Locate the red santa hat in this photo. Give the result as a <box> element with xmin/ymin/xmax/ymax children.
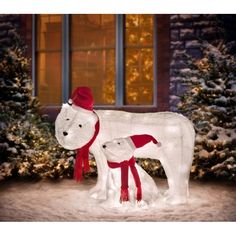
<box><xmin>69</xmin><ymin>87</ymin><xmax>94</xmax><ymax>111</ymax></box>
<box><xmin>68</xmin><ymin>87</ymin><xmax>100</xmax><ymax>182</ymax></box>
<box><xmin>127</xmin><ymin>134</ymin><xmax>160</xmax><ymax>149</ymax></box>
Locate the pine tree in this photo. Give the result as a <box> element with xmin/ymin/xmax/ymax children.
<box><xmin>178</xmin><ymin>41</ymin><xmax>236</xmax><ymax>181</ymax></box>
<box><xmin>0</xmin><ymin>17</ymin><xmax>78</xmax><ymax>181</ymax></box>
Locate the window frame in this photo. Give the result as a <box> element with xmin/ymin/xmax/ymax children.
<box><xmin>32</xmin><ymin>14</ymin><xmax>169</xmax><ymax>112</ymax></box>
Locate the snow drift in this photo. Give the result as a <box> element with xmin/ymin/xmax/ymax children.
<box><xmin>0</xmin><ymin>178</ymin><xmax>235</xmax><ymax>221</ymax></box>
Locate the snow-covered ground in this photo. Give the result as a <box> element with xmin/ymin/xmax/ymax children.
<box><xmin>0</xmin><ymin>178</ymin><xmax>235</xmax><ymax>221</ymax></box>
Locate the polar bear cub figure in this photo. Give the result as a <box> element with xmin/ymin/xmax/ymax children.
<box><xmin>102</xmin><ymin>136</ymin><xmax>159</xmax><ymax>205</ymax></box>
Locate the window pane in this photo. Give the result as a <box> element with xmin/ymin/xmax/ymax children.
<box><xmin>71</xmin><ymin>14</ymin><xmax>116</xmax><ymax>105</ymax></box>
<box><xmin>37</xmin><ymin>52</ymin><xmax>62</xmax><ymax>105</ymax></box>
<box><xmin>125</xmin><ymin>14</ymin><xmax>154</xmax><ymax>105</ymax></box>
<box><xmin>37</xmin><ymin>14</ymin><xmax>62</xmax><ymax>50</ymax></box>
<box><xmin>36</xmin><ymin>14</ymin><xmax>62</xmax><ymax>105</ymax></box>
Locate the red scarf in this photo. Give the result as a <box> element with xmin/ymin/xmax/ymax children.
<box><xmin>74</xmin><ymin>115</ymin><xmax>100</xmax><ymax>181</ymax></box>
<box><xmin>107</xmin><ymin>157</ymin><xmax>142</xmax><ymax>202</ymax></box>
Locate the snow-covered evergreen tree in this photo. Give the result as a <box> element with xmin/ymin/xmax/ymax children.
<box><xmin>178</xmin><ymin>41</ymin><xmax>236</xmax><ymax>180</ymax></box>
<box><xmin>0</xmin><ymin>18</ymin><xmax>78</xmax><ymax>180</ymax></box>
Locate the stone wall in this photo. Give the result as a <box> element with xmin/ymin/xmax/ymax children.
<box><xmin>169</xmin><ymin>14</ymin><xmax>220</xmax><ymax>112</ymax></box>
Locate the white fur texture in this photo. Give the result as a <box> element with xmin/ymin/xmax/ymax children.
<box><xmin>55</xmin><ymin>105</ymin><xmax>195</xmax><ymax>204</ymax></box>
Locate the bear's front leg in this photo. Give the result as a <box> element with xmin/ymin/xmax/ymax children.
<box><xmin>89</xmin><ymin>143</ymin><xmax>109</xmax><ymax>200</ymax></box>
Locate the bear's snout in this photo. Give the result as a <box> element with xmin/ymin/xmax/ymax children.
<box><xmin>63</xmin><ymin>131</ymin><xmax>68</xmax><ymax>136</ymax></box>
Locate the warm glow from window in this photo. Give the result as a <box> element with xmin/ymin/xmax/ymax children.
<box><xmin>36</xmin><ymin>14</ymin><xmax>62</xmax><ymax>106</ymax></box>
<box><xmin>70</xmin><ymin>15</ymin><xmax>116</xmax><ymax>105</ymax></box>
<box><xmin>125</xmin><ymin>15</ymin><xmax>154</xmax><ymax>105</ymax></box>
<box><xmin>35</xmin><ymin>14</ymin><xmax>155</xmax><ymax>106</ymax></box>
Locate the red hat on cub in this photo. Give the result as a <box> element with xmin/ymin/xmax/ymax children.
<box><xmin>70</xmin><ymin>87</ymin><xmax>94</xmax><ymax>111</ymax></box>
<box><xmin>129</xmin><ymin>134</ymin><xmax>159</xmax><ymax>148</ymax></box>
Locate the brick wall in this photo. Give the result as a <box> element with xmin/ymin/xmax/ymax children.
<box><xmin>169</xmin><ymin>14</ymin><xmax>220</xmax><ymax>112</ymax></box>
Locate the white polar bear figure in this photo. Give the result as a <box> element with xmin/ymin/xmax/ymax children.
<box><xmin>55</xmin><ymin>104</ymin><xmax>195</xmax><ymax>204</ymax></box>
<box><xmin>101</xmin><ymin>135</ymin><xmax>159</xmax><ymax>205</ymax></box>
<box><xmin>55</xmin><ymin>85</ymin><xmax>195</xmax><ymax>204</ymax></box>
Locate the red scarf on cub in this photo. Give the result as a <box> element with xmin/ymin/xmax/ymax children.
<box><xmin>107</xmin><ymin>134</ymin><xmax>160</xmax><ymax>202</ymax></box>
<box><xmin>70</xmin><ymin>87</ymin><xmax>100</xmax><ymax>182</ymax></box>
<box><xmin>107</xmin><ymin>157</ymin><xmax>142</xmax><ymax>202</ymax></box>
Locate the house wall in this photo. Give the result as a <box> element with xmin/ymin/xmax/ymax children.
<box><xmin>0</xmin><ymin>14</ymin><xmax>222</xmax><ymax>114</ymax></box>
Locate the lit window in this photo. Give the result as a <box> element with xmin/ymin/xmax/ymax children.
<box><xmin>71</xmin><ymin>15</ymin><xmax>116</xmax><ymax>105</ymax></box>
<box><xmin>34</xmin><ymin>14</ymin><xmax>156</xmax><ymax>107</ymax></box>
<box><xmin>125</xmin><ymin>15</ymin><xmax>154</xmax><ymax>105</ymax></box>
